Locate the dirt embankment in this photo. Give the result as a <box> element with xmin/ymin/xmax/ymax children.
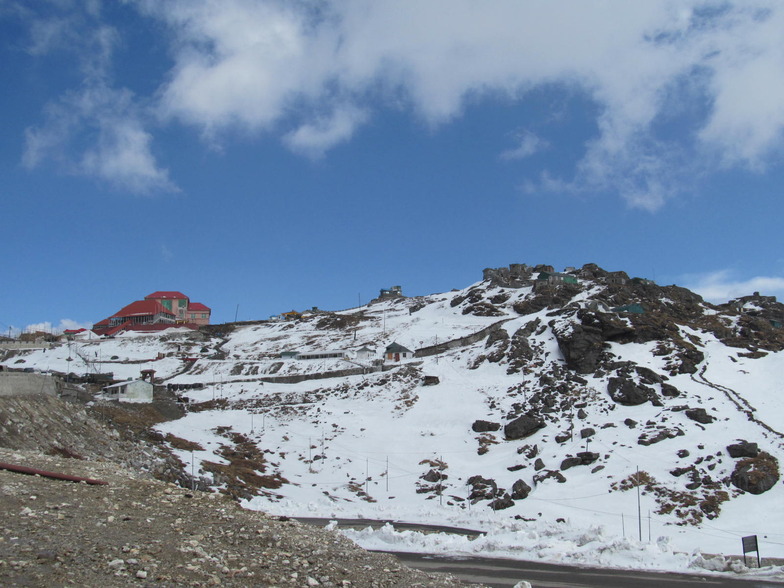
<box><xmin>0</xmin><ymin>396</ymin><xmax>472</xmax><ymax>587</ymax></box>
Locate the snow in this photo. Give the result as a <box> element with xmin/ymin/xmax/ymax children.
<box><xmin>7</xmin><ymin>277</ymin><xmax>784</xmax><ymax>581</ymax></box>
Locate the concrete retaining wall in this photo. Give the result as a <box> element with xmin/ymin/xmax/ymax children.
<box><xmin>414</xmin><ymin>319</ymin><xmax>512</xmax><ymax>358</ymax></box>
<box><xmin>0</xmin><ymin>372</ymin><xmax>58</xmax><ymax>396</ymax></box>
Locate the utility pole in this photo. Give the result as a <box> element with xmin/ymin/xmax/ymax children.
<box><xmin>234</xmin><ymin>304</ymin><xmax>239</xmax><ymax>323</ymax></box>
<box><xmin>637</xmin><ymin>467</ymin><xmax>642</xmax><ymax>541</ymax></box>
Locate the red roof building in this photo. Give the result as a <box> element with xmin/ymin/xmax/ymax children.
<box><xmin>94</xmin><ymin>291</ymin><xmax>211</xmax><ymax>336</ymax></box>
<box><xmin>144</xmin><ymin>292</ymin><xmax>211</xmax><ymax>325</ymax></box>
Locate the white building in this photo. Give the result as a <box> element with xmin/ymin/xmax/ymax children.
<box><xmin>103</xmin><ymin>379</ymin><xmax>153</xmax><ymax>403</ymax></box>
<box><xmin>356</xmin><ymin>346</ymin><xmax>375</xmax><ymax>361</ymax></box>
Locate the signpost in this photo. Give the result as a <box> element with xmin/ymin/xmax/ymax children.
<box><xmin>742</xmin><ymin>535</ymin><xmax>760</xmax><ymax>568</ymax></box>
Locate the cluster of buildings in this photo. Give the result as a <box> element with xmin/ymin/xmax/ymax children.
<box><xmin>93</xmin><ymin>291</ymin><xmax>211</xmax><ymax>337</ymax></box>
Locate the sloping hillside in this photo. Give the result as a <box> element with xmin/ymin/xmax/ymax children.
<box><xmin>8</xmin><ymin>263</ymin><xmax>784</xmax><ymax>570</ymax></box>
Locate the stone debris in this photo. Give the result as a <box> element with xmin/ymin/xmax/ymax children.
<box><xmin>0</xmin><ymin>448</ymin><xmax>474</xmax><ymax>587</ymax></box>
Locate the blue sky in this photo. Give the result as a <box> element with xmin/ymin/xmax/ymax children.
<box><xmin>2</xmin><ymin>0</ymin><xmax>784</xmax><ymax>334</ymax></box>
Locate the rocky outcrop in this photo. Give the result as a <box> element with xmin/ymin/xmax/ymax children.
<box><xmin>560</xmin><ymin>452</ymin><xmax>599</xmax><ymax>471</ymax></box>
<box><xmin>727</xmin><ymin>440</ymin><xmax>759</xmax><ymax>458</ymax></box>
<box><xmin>730</xmin><ymin>452</ymin><xmax>780</xmax><ymax>495</ymax></box>
<box><xmin>685</xmin><ymin>407</ymin><xmax>715</xmax><ymax>424</ymax></box>
<box><xmin>607</xmin><ymin>377</ymin><xmax>656</xmax><ymax>406</ymax></box>
<box><xmin>467</xmin><ymin>475</ymin><xmax>498</xmax><ymax>501</ymax></box>
<box><xmin>472</xmin><ymin>420</ymin><xmax>500</xmax><ymax>433</ymax></box>
<box><xmin>552</xmin><ymin>322</ymin><xmax>605</xmax><ymax>374</ymax></box>
<box><xmin>510</xmin><ymin>479</ymin><xmax>532</xmax><ymax>499</ymax></box>
<box><xmin>504</xmin><ymin>415</ymin><xmax>545</xmax><ymax>440</ymax></box>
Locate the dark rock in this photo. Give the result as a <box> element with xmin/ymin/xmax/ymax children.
<box><xmin>661</xmin><ymin>383</ymin><xmax>681</xmax><ymax>398</ymax></box>
<box><xmin>560</xmin><ymin>452</ymin><xmax>599</xmax><ymax>470</ymax></box>
<box><xmin>552</xmin><ymin>322</ymin><xmax>605</xmax><ymax>374</ymax></box>
<box><xmin>685</xmin><ymin>408</ymin><xmax>715</xmax><ymax>424</ymax></box>
<box><xmin>591</xmin><ymin>465</ymin><xmax>605</xmax><ymax>474</ymax></box>
<box><xmin>580</xmin><ymin>427</ymin><xmax>595</xmax><ymax>439</ymax></box>
<box><xmin>510</xmin><ymin>479</ymin><xmax>532</xmax><ymax>500</ymax></box>
<box><xmin>731</xmin><ymin>452</ymin><xmax>780</xmax><ymax>495</ymax></box>
<box><xmin>485</xmin><ymin>327</ymin><xmax>510</xmax><ymax>348</ymax></box>
<box><xmin>576</xmin><ymin>451</ymin><xmax>599</xmax><ymax>465</ymax></box>
<box><xmin>467</xmin><ymin>475</ymin><xmax>498</xmax><ymax>500</ymax></box>
<box><xmin>677</xmin><ymin>449</ymin><xmax>690</xmax><ymax>458</ymax></box>
<box><xmin>422</xmin><ymin>375</ymin><xmax>440</xmax><ymax>386</ymax></box>
<box><xmin>727</xmin><ymin>440</ymin><xmax>760</xmax><ymax>458</ymax></box>
<box><xmin>507</xmin><ymin>464</ymin><xmax>525</xmax><ymax>472</ymax></box>
<box><xmin>505</xmin><ymin>321</ymin><xmax>540</xmax><ymax>373</ymax></box>
<box><xmin>577</xmin><ymin>408</ymin><xmax>587</xmax><ymax>420</ymax></box>
<box><xmin>504</xmin><ymin>415</ymin><xmax>545</xmax><ymax>440</ymax></box>
<box><xmin>533</xmin><ymin>469</ymin><xmax>566</xmax><ymax>484</ymax></box>
<box><xmin>489</xmin><ymin>493</ymin><xmax>515</xmax><ymax>510</ymax></box>
<box><xmin>635</xmin><ymin>366</ymin><xmax>664</xmax><ymax>384</ymax></box>
<box><xmin>608</xmin><ymin>377</ymin><xmax>655</xmax><ymax>406</ymax></box>
<box><xmin>472</xmin><ymin>420</ymin><xmax>501</xmax><ymax>433</ymax></box>
<box><xmin>421</xmin><ymin>469</ymin><xmax>446</xmax><ymax>483</ymax></box>
<box><xmin>534</xmin><ymin>458</ymin><xmax>545</xmax><ymax>471</ymax></box>
<box><xmin>518</xmin><ymin>444</ymin><xmax>538</xmax><ymax>458</ymax></box>
<box><xmin>638</xmin><ymin>427</ymin><xmax>684</xmax><ymax>446</ymax></box>
<box><xmin>624</xmin><ymin>418</ymin><xmax>638</xmax><ymax>428</ymax></box>
<box><xmin>555</xmin><ymin>432</ymin><xmax>571</xmax><ymax>444</ymax></box>
<box><xmin>560</xmin><ymin>456</ymin><xmax>583</xmax><ymax>470</ymax></box>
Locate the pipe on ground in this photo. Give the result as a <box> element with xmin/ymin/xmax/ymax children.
<box><xmin>0</xmin><ymin>461</ymin><xmax>109</xmax><ymax>485</ymax></box>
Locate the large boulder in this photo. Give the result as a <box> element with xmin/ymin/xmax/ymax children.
<box><xmin>489</xmin><ymin>493</ymin><xmax>515</xmax><ymax>510</ymax></box>
<box><xmin>552</xmin><ymin>323</ymin><xmax>605</xmax><ymax>374</ymax></box>
<box><xmin>607</xmin><ymin>377</ymin><xmax>653</xmax><ymax>406</ymax></box>
<box><xmin>472</xmin><ymin>420</ymin><xmax>501</xmax><ymax>433</ymax></box>
<box><xmin>560</xmin><ymin>452</ymin><xmax>599</xmax><ymax>470</ymax></box>
<box><xmin>685</xmin><ymin>407</ymin><xmax>715</xmax><ymax>424</ymax></box>
<box><xmin>504</xmin><ymin>415</ymin><xmax>546</xmax><ymax>440</ymax></box>
<box><xmin>727</xmin><ymin>440</ymin><xmax>760</xmax><ymax>458</ymax></box>
<box><xmin>510</xmin><ymin>479</ymin><xmax>532</xmax><ymax>500</ymax></box>
<box><xmin>730</xmin><ymin>452</ymin><xmax>780</xmax><ymax>495</ymax></box>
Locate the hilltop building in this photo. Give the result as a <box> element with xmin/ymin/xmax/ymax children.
<box><xmin>93</xmin><ymin>291</ymin><xmax>211</xmax><ymax>336</ymax></box>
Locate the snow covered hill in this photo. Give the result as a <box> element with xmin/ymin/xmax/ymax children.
<box><xmin>7</xmin><ymin>263</ymin><xmax>784</xmax><ymax>577</ymax></box>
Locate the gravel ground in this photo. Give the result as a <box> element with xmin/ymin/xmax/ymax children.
<box><xmin>0</xmin><ymin>448</ymin><xmax>473</xmax><ymax>587</ymax></box>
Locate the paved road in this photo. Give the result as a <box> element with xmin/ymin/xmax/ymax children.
<box><xmin>390</xmin><ymin>551</ymin><xmax>781</xmax><ymax>587</ymax></box>
<box><xmin>296</xmin><ymin>518</ymin><xmax>781</xmax><ymax>588</ymax></box>
<box><xmin>294</xmin><ymin>516</ymin><xmax>484</xmax><ymax>537</ymax></box>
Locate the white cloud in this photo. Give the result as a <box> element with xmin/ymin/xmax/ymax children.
<box><xmin>20</xmin><ymin>1</ymin><xmax>784</xmax><ymax>205</ymax></box>
<box><xmin>501</xmin><ymin>130</ymin><xmax>546</xmax><ymax>161</ymax></box>
<box><xmin>283</xmin><ymin>106</ymin><xmax>368</xmax><ymax>159</ymax></box>
<box><xmin>23</xmin><ymin>319</ymin><xmax>93</xmax><ymax>335</ymax></box>
<box><xmin>24</xmin><ymin>84</ymin><xmax>177</xmax><ymax>193</ymax></box>
<box><xmin>17</xmin><ymin>2</ymin><xmax>176</xmax><ymax>194</ymax></box>
<box><xmin>684</xmin><ymin>269</ymin><xmax>784</xmax><ymax>303</ymax></box>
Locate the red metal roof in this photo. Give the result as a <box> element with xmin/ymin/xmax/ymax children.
<box><xmin>112</xmin><ymin>300</ymin><xmax>174</xmax><ymax>318</ymax></box>
<box><xmin>187</xmin><ymin>302</ymin><xmax>211</xmax><ymax>312</ymax></box>
<box><xmin>145</xmin><ymin>291</ymin><xmax>188</xmax><ymax>300</ymax></box>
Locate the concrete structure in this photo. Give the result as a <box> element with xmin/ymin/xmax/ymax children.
<box><xmin>378</xmin><ymin>286</ymin><xmax>404</xmax><ymax>299</ymax></box>
<box><xmin>385</xmin><ymin>342</ymin><xmax>413</xmax><ymax>362</ymax></box>
<box><xmin>356</xmin><ymin>346</ymin><xmax>375</xmax><ymax>361</ymax></box>
<box><xmin>296</xmin><ymin>350</ymin><xmax>346</xmax><ymax>360</ymax></box>
<box><xmin>0</xmin><ymin>372</ymin><xmax>58</xmax><ymax>396</ymax></box>
<box><xmin>537</xmin><ymin>271</ymin><xmax>578</xmax><ymax>285</ymax></box>
<box><xmin>0</xmin><ymin>341</ymin><xmax>53</xmax><ymax>350</ymax></box>
<box><xmin>102</xmin><ymin>379</ymin><xmax>153</xmax><ymax>403</ymax></box>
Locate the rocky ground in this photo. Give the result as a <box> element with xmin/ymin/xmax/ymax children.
<box><xmin>0</xmin><ymin>396</ymin><xmax>474</xmax><ymax>587</ymax></box>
